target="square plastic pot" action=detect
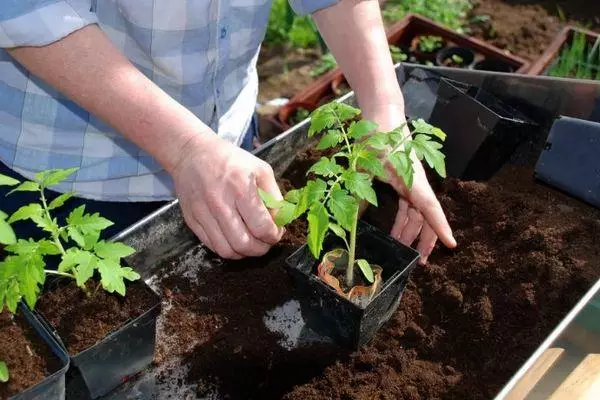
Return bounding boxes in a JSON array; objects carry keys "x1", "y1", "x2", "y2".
[
  {"x1": 10, "y1": 304, "x2": 70, "y2": 400},
  {"x1": 429, "y1": 78, "x2": 537, "y2": 180},
  {"x1": 34, "y1": 281, "x2": 161, "y2": 399},
  {"x1": 284, "y1": 220, "x2": 420, "y2": 349}
]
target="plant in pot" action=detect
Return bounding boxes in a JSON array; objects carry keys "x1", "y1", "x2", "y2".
[
  {"x1": 410, "y1": 35, "x2": 445, "y2": 62},
  {"x1": 259, "y1": 102, "x2": 448, "y2": 348},
  {"x1": 0, "y1": 168, "x2": 161, "y2": 399},
  {"x1": 436, "y1": 46, "x2": 475, "y2": 68}
]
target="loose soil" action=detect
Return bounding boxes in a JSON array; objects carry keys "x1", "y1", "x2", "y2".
[
  {"x1": 152, "y1": 145, "x2": 600, "y2": 399},
  {"x1": 0, "y1": 310, "x2": 61, "y2": 398},
  {"x1": 36, "y1": 279, "x2": 157, "y2": 355}
]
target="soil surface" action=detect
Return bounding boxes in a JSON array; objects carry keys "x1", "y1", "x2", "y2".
[
  {"x1": 152, "y1": 145, "x2": 600, "y2": 399},
  {"x1": 0, "y1": 310, "x2": 60, "y2": 398},
  {"x1": 36, "y1": 279, "x2": 157, "y2": 355}
]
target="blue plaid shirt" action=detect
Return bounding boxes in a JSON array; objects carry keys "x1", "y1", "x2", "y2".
[{"x1": 0, "y1": 0, "x2": 335, "y2": 201}]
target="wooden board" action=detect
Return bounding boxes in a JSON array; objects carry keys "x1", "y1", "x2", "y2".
[{"x1": 505, "y1": 347, "x2": 565, "y2": 400}]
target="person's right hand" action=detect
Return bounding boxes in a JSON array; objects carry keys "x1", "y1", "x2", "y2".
[{"x1": 170, "y1": 134, "x2": 284, "y2": 259}]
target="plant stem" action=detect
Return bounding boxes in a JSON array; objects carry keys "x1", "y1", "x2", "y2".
[
  {"x1": 39, "y1": 189, "x2": 66, "y2": 256},
  {"x1": 346, "y1": 206, "x2": 358, "y2": 287},
  {"x1": 44, "y1": 270, "x2": 75, "y2": 279}
]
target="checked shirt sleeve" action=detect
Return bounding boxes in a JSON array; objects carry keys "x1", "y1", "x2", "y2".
[
  {"x1": 288, "y1": 0, "x2": 339, "y2": 15},
  {"x1": 0, "y1": 0, "x2": 98, "y2": 48}
]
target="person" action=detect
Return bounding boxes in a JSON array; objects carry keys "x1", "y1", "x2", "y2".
[{"x1": 0, "y1": 0, "x2": 456, "y2": 264}]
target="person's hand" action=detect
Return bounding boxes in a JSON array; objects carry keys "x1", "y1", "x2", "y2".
[{"x1": 170, "y1": 134, "x2": 284, "y2": 259}]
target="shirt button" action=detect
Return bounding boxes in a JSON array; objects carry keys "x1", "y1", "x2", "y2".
[{"x1": 220, "y1": 27, "x2": 227, "y2": 39}]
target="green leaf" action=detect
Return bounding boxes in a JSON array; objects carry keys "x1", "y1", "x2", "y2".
[
  {"x1": 348, "y1": 120, "x2": 378, "y2": 140},
  {"x1": 332, "y1": 103, "x2": 361, "y2": 121},
  {"x1": 412, "y1": 134, "x2": 446, "y2": 178},
  {"x1": 48, "y1": 192, "x2": 75, "y2": 210},
  {"x1": 308, "y1": 157, "x2": 343, "y2": 177},
  {"x1": 327, "y1": 188, "x2": 358, "y2": 231},
  {"x1": 94, "y1": 241, "x2": 136, "y2": 260},
  {"x1": 0, "y1": 219, "x2": 16, "y2": 245},
  {"x1": 356, "y1": 150, "x2": 387, "y2": 179},
  {"x1": 356, "y1": 259, "x2": 374, "y2": 283},
  {"x1": 258, "y1": 188, "x2": 284, "y2": 209},
  {"x1": 364, "y1": 133, "x2": 390, "y2": 150},
  {"x1": 295, "y1": 179, "x2": 327, "y2": 217},
  {"x1": 328, "y1": 223, "x2": 347, "y2": 242},
  {"x1": 97, "y1": 258, "x2": 140, "y2": 296},
  {"x1": 0, "y1": 174, "x2": 19, "y2": 187},
  {"x1": 307, "y1": 203, "x2": 329, "y2": 258},
  {"x1": 66, "y1": 205, "x2": 113, "y2": 247},
  {"x1": 284, "y1": 189, "x2": 301, "y2": 203},
  {"x1": 411, "y1": 119, "x2": 447, "y2": 141},
  {"x1": 8, "y1": 204, "x2": 43, "y2": 224},
  {"x1": 36, "y1": 167, "x2": 78, "y2": 187},
  {"x1": 30, "y1": 213, "x2": 59, "y2": 235},
  {"x1": 274, "y1": 200, "x2": 296, "y2": 226},
  {"x1": 67, "y1": 227, "x2": 86, "y2": 247},
  {"x1": 0, "y1": 252, "x2": 45, "y2": 310},
  {"x1": 6, "y1": 238, "x2": 59, "y2": 256},
  {"x1": 308, "y1": 108, "x2": 337, "y2": 137},
  {"x1": 7, "y1": 181, "x2": 39, "y2": 195},
  {"x1": 343, "y1": 171, "x2": 377, "y2": 206},
  {"x1": 0, "y1": 211, "x2": 6, "y2": 220},
  {"x1": 0, "y1": 361, "x2": 8, "y2": 383},
  {"x1": 316, "y1": 129, "x2": 343, "y2": 150},
  {"x1": 388, "y1": 151, "x2": 414, "y2": 189}
]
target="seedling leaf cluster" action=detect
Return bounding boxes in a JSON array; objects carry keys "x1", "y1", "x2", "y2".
[
  {"x1": 0, "y1": 168, "x2": 139, "y2": 315},
  {"x1": 260, "y1": 102, "x2": 447, "y2": 289}
]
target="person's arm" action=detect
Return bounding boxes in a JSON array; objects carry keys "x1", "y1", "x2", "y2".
[
  {"x1": 2, "y1": 5, "x2": 283, "y2": 259},
  {"x1": 309, "y1": 0, "x2": 457, "y2": 263}
]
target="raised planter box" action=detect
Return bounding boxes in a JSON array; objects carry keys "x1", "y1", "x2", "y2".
[{"x1": 527, "y1": 26, "x2": 600, "y2": 77}]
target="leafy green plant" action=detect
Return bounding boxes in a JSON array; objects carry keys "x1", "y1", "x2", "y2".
[
  {"x1": 0, "y1": 360, "x2": 7, "y2": 383},
  {"x1": 259, "y1": 102, "x2": 446, "y2": 291},
  {"x1": 290, "y1": 108, "x2": 311, "y2": 125},
  {"x1": 382, "y1": 0, "x2": 472, "y2": 33},
  {"x1": 548, "y1": 31, "x2": 600, "y2": 81},
  {"x1": 390, "y1": 45, "x2": 408, "y2": 64},
  {"x1": 417, "y1": 36, "x2": 444, "y2": 53},
  {"x1": 452, "y1": 54, "x2": 464, "y2": 64},
  {"x1": 0, "y1": 168, "x2": 139, "y2": 314},
  {"x1": 265, "y1": 0, "x2": 321, "y2": 49},
  {"x1": 311, "y1": 53, "x2": 338, "y2": 77}
]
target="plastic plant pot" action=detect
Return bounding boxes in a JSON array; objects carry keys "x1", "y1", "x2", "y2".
[
  {"x1": 284, "y1": 220, "x2": 420, "y2": 349},
  {"x1": 10, "y1": 304, "x2": 70, "y2": 400},
  {"x1": 428, "y1": 78, "x2": 537, "y2": 180},
  {"x1": 35, "y1": 281, "x2": 162, "y2": 399},
  {"x1": 472, "y1": 59, "x2": 516, "y2": 73},
  {"x1": 435, "y1": 46, "x2": 475, "y2": 68}
]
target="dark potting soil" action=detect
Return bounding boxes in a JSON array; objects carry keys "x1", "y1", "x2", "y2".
[
  {"x1": 151, "y1": 144, "x2": 600, "y2": 399},
  {"x1": 36, "y1": 279, "x2": 157, "y2": 355},
  {"x1": 0, "y1": 310, "x2": 60, "y2": 399}
]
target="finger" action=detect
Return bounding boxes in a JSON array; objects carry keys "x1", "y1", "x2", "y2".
[
  {"x1": 416, "y1": 190, "x2": 457, "y2": 249},
  {"x1": 391, "y1": 199, "x2": 409, "y2": 239},
  {"x1": 416, "y1": 222, "x2": 438, "y2": 265},
  {"x1": 181, "y1": 204, "x2": 214, "y2": 252},
  {"x1": 399, "y1": 207, "x2": 424, "y2": 247},
  {"x1": 194, "y1": 203, "x2": 243, "y2": 260},
  {"x1": 237, "y1": 178, "x2": 284, "y2": 245},
  {"x1": 217, "y1": 201, "x2": 272, "y2": 257}
]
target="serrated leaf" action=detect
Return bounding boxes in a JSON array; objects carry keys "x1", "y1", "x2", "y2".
[
  {"x1": 364, "y1": 133, "x2": 390, "y2": 150},
  {"x1": 356, "y1": 259, "x2": 374, "y2": 283},
  {"x1": 7, "y1": 181, "x2": 39, "y2": 195},
  {"x1": 348, "y1": 120, "x2": 378, "y2": 140},
  {"x1": 308, "y1": 157, "x2": 343, "y2": 178},
  {"x1": 307, "y1": 203, "x2": 329, "y2": 258},
  {"x1": 411, "y1": 119, "x2": 447, "y2": 140},
  {"x1": 30, "y1": 213, "x2": 58, "y2": 235},
  {"x1": 37, "y1": 167, "x2": 78, "y2": 187},
  {"x1": 258, "y1": 188, "x2": 284, "y2": 209},
  {"x1": 48, "y1": 192, "x2": 75, "y2": 210},
  {"x1": 274, "y1": 201, "x2": 296, "y2": 226},
  {"x1": 97, "y1": 258, "x2": 140, "y2": 296},
  {"x1": 343, "y1": 171, "x2": 377, "y2": 206},
  {"x1": 332, "y1": 103, "x2": 361, "y2": 121},
  {"x1": 295, "y1": 179, "x2": 327, "y2": 217},
  {"x1": 67, "y1": 227, "x2": 86, "y2": 247},
  {"x1": 8, "y1": 204, "x2": 43, "y2": 224},
  {"x1": 316, "y1": 129, "x2": 343, "y2": 150},
  {"x1": 388, "y1": 151, "x2": 414, "y2": 189},
  {"x1": 66, "y1": 205, "x2": 113, "y2": 246},
  {"x1": 412, "y1": 134, "x2": 446, "y2": 178},
  {"x1": 328, "y1": 223, "x2": 347, "y2": 242},
  {"x1": 327, "y1": 188, "x2": 358, "y2": 231},
  {"x1": 0, "y1": 219, "x2": 16, "y2": 245},
  {"x1": 308, "y1": 108, "x2": 336, "y2": 137},
  {"x1": 0, "y1": 361, "x2": 8, "y2": 383},
  {"x1": 6, "y1": 238, "x2": 59, "y2": 256},
  {"x1": 356, "y1": 150, "x2": 387, "y2": 179},
  {"x1": 284, "y1": 189, "x2": 301, "y2": 204},
  {"x1": 94, "y1": 241, "x2": 136, "y2": 260},
  {"x1": 73, "y1": 252, "x2": 96, "y2": 287},
  {"x1": 0, "y1": 174, "x2": 19, "y2": 186}
]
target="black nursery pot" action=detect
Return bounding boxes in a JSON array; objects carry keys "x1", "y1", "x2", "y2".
[
  {"x1": 435, "y1": 46, "x2": 475, "y2": 68},
  {"x1": 34, "y1": 281, "x2": 162, "y2": 399},
  {"x1": 285, "y1": 220, "x2": 420, "y2": 349},
  {"x1": 472, "y1": 59, "x2": 515, "y2": 73},
  {"x1": 429, "y1": 78, "x2": 537, "y2": 180},
  {"x1": 11, "y1": 304, "x2": 70, "y2": 400}
]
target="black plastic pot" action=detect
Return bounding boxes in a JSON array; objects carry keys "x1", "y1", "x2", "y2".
[
  {"x1": 429, "y1": 78, "x2": 536, "y2": 180},
  {"x1": 435, "y1": 46, "x2": 475, "y2": 68},
  {"x1": 35, "y1": 281, "x2": 161, "y2": 399},
  {"x1": 472, "y1": 59, "x2": 515, "y2": 73},
  {"x1": 285, "y1": 220, "x2": 420, "y2": 349},
  {"x1": 9, "y1": 304, "x2": 70, "y2": 400}
]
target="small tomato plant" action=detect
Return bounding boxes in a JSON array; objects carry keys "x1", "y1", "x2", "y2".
[
  {"x1": 260, "y1": 102, "x2": 447, "y2": 296},
  {"x1": 0, "y1": 360, "x2": 7, "y2": 383},
  {"x1": 0, "y1": 168, "x2": 139, "y2": 315},
  {"x1": 418, "y1": 35, "x2": 444, "y2": 53}
]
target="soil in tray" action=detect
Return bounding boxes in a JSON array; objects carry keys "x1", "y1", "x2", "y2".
[
  {"x1": 36, "y1": 279, "x2": 157, "y2": 355},
  {"x1": 152, "y1": 148, "x2": 600, "y2": 399},
  {"x1": 0, "y1": 310, "x2": 61, "y2": 398}
]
